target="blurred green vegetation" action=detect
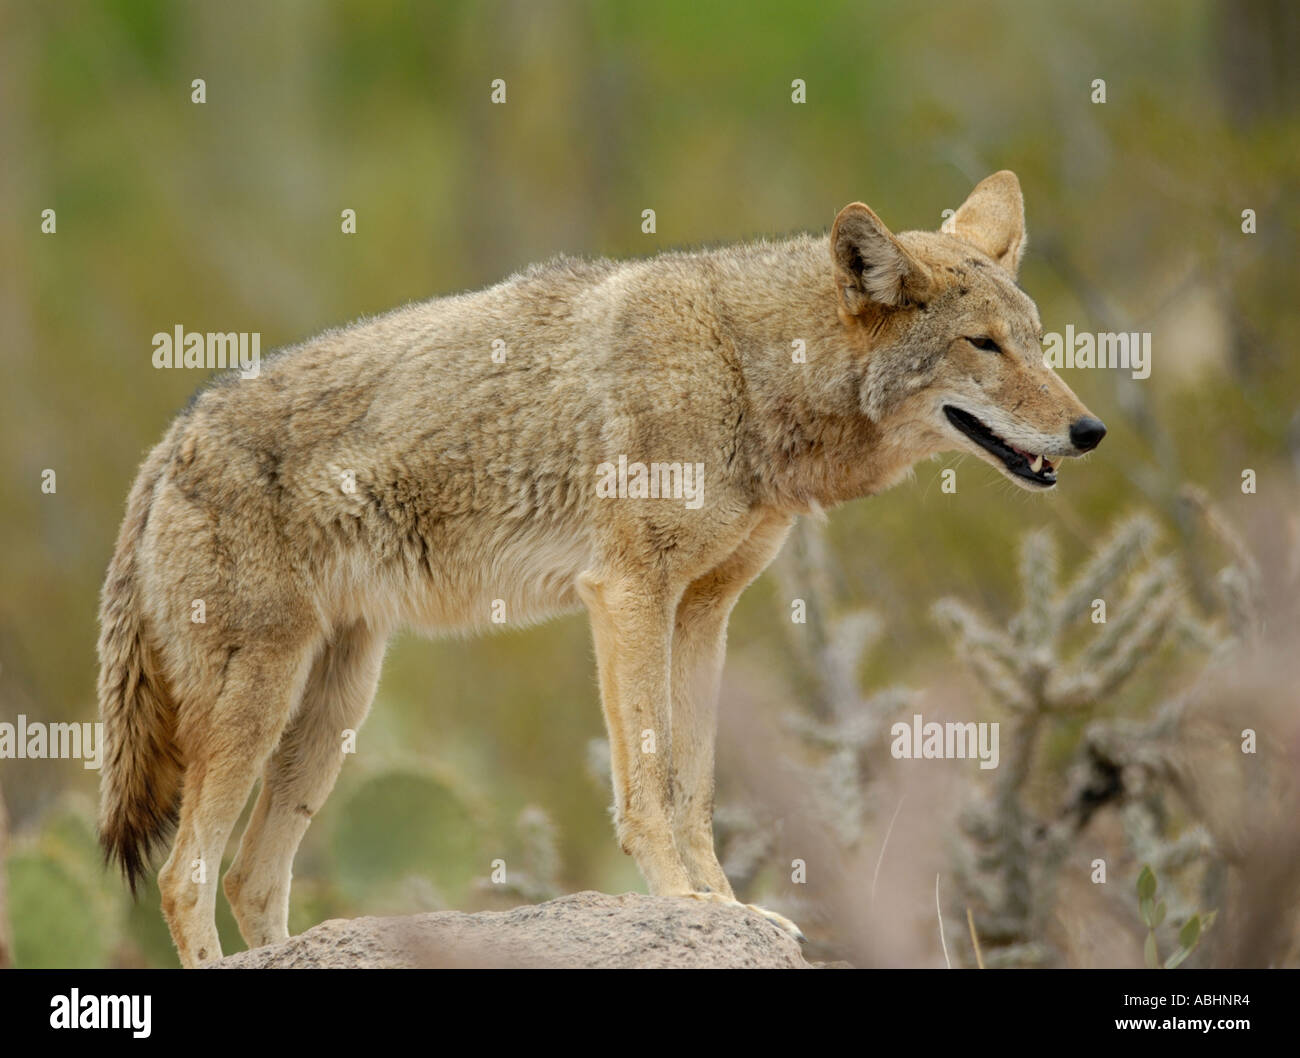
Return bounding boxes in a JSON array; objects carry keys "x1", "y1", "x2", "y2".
[{"x1": 1, "y1": 0, "x2": 1295, "y2": 965}]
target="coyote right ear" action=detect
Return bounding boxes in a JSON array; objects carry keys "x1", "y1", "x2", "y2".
[{"x1": 831, "y1": 203, "x2": 930, "y2": 315}]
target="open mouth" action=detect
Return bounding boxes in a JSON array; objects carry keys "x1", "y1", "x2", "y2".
[{"x1": 943, "y1": 405, "x2": 1057, "y2": 487}]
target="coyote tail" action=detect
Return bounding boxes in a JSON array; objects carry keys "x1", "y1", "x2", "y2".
[{"x1": 96, "y1": 442, "x2": 183, "y2": 893}]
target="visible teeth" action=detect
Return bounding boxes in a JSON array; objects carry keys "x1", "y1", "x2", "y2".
[{"x1": 1030, "y1": 454, "x2": 1044, "y2": 473}]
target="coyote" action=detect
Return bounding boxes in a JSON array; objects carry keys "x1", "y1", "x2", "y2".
[{"x1": 98, "y1": 171, "x2": 1105, "y2": 965}]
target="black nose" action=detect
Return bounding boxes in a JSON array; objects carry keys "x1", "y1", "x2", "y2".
[{"x1": 1070, "y1": 416, "x2": 1107, "y2": 452}]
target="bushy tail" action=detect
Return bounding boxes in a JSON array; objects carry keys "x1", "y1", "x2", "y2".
[{"x1": 97, "y1": 443, "x2": 184, "y2": 894}]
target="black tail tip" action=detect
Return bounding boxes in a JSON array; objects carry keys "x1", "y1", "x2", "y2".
[{"x1": 100, "y1": 829, "x2": 149, "y2": 900}]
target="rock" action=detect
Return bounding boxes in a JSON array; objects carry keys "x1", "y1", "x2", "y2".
[{"x1": 213, "y1": 890, "x2": 814, "y2": 968}]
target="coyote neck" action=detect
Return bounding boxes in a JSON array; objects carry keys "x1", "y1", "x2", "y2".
[{"x1": 709, "y1": 240, "x2": 895, "y2": 513}]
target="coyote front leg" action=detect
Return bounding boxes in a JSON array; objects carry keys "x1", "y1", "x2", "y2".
[
  {"x1": 670, "y1": 512, "x2": 793, "y2": 896},
  {"x1": 577, "y1": 568, "x2": 693, "y2": 896}
]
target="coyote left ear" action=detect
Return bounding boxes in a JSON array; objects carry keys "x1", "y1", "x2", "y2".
[
  {"x1": 941, "y1": 170, "x2": 1027, "y2": 276},
  {"x1": 831, "y1": 202, "x2": 931, "y2": 314}
]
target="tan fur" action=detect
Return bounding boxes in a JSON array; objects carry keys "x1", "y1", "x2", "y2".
[{"x1": 97, "y1": 170, "x2": 1102, "y2": 964}]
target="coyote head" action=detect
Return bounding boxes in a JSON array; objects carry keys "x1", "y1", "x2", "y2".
[{"x1": 831, "y1": 170, "x2": 1105, "y2": 489}]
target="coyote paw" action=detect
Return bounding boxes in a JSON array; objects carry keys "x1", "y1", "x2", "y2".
[{"x1": 683, "y1": 890, "x2": 806, "y2": 943}]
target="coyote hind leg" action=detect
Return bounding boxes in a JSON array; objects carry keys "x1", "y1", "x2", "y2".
[
  {"x1": 158, "y1": 638, "x2": 318, "y2": 967},
  {"x1": 223, "y1": 620, "x2": 386, "y2": 950}
]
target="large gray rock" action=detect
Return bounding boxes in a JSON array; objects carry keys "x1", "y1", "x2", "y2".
[{"x1": 214, "y1": 890, "x2": 814, "y2": 968}]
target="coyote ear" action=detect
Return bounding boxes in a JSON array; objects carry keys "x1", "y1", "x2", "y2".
[
  {"x1": 831, "y1": 202, "x2": 931, "y2": 314},
  {"x1": 940, "y1": 170, "x2": 1026, "y2": 276}
]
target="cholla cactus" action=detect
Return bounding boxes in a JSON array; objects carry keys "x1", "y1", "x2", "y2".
[
  {"x1": 1177, "y1": 485, "x2": 1263, "y2": 642},
  {"x1": 1067, "y1": 689, "x2": 1218, "y2": 931},
  {"x1": 774, "y1": 517, "x2": 875, "y2": 719},
  {"x1": 708, "y1": 516, "x2": 912, "y2": 905},
  {"x1": 937, "y1": 496, "x2": 1283, "y2": 967},
  {"x1": 714, "y1": 802, "x2": 778, "y2": 894},
  {"x1": 475, "y1": 805, "x2": 562, "y2": 904},
  {"x1": 771, "y1": 518, "x2": 914, "y2": 846},
  {"x1": 1070, "y1": 491, "x2": 1276, "y2": 934},
  {"x1": 934, "y1": 515, "x2": 1179, "y2": 716},
  {"x1": 933, "y1": 515, "x2": 1194, "y2": 966}
]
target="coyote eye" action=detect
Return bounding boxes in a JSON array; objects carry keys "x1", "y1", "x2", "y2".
[{"x1": 967, "y1": 336, "x2": 1001, "y2": 353}]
